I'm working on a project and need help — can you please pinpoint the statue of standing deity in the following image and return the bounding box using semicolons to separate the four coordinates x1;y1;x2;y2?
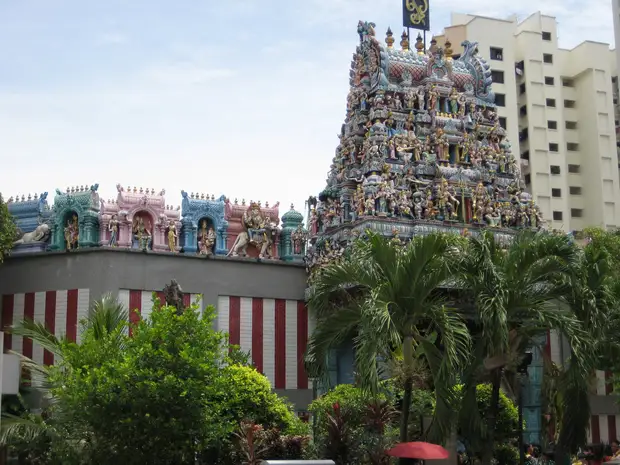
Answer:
64;214;79;251
167;221;178;252
291;224;308;255
449;88;459;115
108;214;119;247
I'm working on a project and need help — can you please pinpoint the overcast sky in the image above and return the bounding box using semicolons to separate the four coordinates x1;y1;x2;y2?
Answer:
0;0;616;219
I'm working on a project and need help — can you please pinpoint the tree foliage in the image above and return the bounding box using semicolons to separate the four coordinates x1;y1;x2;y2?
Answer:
306;232;470;444
0;193;18;262
2;295;306;465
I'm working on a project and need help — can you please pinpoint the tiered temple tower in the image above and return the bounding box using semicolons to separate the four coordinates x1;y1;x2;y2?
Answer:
304;22;542;275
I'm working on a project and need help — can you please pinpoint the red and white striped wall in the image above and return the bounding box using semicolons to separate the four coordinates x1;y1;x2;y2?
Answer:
117;290;203;326
217;296;314;390
588;371;618;443
1;289;90;365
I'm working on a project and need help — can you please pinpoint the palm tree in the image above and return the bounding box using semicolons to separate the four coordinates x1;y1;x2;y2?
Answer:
552;236;620;464
455;230;587;465
0;293;129;457
305;232;471;444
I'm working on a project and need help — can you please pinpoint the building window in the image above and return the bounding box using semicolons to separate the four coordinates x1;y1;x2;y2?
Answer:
490;47;503;61
491;70;505;83
542;31;552;41
525;174;531;185
567;142;579;151
521;150;530;160
564;99;576;108
553;211;563;221
552;188;562;197
495;93;506;106
571;208;583;218
562;78;574;87
546;98;556;107
499;117;507;129
547;120;557;130
569;186;582;195
519;82;526;94
550;165;561;175
544;76;555;85
549;142;559;152
613;76;618;84
565;121;577;130
519;128;529;141
543;53;553;64
568;164;581;173
520;105;527;116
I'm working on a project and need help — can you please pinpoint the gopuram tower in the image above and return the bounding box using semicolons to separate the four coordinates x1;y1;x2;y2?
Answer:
305;21;543;275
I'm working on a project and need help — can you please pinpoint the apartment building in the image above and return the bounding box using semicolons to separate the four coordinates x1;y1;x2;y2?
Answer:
436;12;620;232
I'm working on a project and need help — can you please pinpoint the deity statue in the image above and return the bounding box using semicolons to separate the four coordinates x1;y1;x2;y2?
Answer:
64;214;79;251
108;214;119;247
416;86;426;110
198;223;216;256
309;209;319;236
435;129;449;164
428;85;439;112
457;93;467;118
406;88;416;109
449;88;459;114
393;94;403;110
472;182;488;221
132;216;152;251
227;203;278;259
291;224;309;255
167;221;178;252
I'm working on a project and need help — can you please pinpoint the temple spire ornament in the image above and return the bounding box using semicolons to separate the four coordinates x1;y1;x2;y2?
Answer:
400;30;409;51
385;27;395;48
415;33;424;55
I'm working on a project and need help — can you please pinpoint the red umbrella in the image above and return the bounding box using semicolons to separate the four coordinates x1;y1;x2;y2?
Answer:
387;441;450;460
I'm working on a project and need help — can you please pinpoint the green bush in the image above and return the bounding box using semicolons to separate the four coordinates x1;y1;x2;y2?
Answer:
495;443;520;465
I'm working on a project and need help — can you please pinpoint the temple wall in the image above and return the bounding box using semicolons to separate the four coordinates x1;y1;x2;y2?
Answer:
0;249;312;409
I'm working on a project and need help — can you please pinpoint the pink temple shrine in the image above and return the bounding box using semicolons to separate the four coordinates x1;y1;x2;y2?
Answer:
99;185;181;252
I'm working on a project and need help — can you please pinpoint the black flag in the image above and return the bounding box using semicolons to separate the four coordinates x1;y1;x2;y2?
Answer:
403;0;430;31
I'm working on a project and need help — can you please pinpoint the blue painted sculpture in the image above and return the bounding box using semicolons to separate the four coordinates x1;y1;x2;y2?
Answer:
7;193;52;255
180;191;228;255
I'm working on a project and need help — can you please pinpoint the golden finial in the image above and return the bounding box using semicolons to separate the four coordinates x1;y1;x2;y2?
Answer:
400;30;409;51
415;33;424;55
429;36;438;54
445;39;453;60
385;27;395;48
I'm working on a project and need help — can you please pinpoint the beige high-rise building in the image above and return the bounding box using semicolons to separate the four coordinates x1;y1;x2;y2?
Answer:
436;12;620;231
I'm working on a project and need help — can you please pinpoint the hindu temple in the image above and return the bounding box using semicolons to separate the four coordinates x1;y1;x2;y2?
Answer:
1;21;615;444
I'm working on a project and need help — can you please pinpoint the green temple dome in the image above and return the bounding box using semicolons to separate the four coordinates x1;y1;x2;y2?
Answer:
282;204;304;225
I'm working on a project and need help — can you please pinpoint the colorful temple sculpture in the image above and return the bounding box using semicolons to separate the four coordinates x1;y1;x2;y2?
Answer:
99;185;181;252
50;185;101;252
7;193;52;255
225;199;281;259
280;204;309;262
304;22;542;275
5;185;309;260
180;191;228;256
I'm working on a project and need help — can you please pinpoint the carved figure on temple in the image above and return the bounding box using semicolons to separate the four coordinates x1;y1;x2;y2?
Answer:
132;216;152;251
449;88;459;115
309;209;319;236
416;86;426;110
457;93;467;118
227;203;278;259
64;215;79;251
435;129;449;164
167;221;178;252
428;85;439;112
406;88;416;109
198;224;216;256
14;223;50;245
291;224;309;254
108;215;119;247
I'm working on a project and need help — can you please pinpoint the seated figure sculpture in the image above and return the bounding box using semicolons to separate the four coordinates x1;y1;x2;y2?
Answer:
225;200;280;259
